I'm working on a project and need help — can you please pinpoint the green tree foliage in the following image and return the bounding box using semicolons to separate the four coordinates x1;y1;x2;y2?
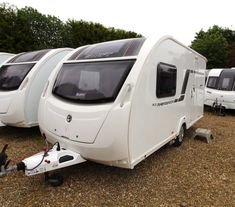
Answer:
0;4;16;52
66;20;142;48
191;25;235;68
0;3;142;53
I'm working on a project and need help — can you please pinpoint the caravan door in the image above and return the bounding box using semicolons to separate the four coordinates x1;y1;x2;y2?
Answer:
189;57;204;123
189;70;197;123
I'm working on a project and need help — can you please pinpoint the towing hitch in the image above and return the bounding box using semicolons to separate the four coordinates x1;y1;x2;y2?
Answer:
0;142;86;186
0;144;25;177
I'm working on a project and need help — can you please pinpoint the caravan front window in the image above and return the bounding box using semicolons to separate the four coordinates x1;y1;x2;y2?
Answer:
207;77;218;89
217;70;235;91
0;63;35;91
53;60;135;103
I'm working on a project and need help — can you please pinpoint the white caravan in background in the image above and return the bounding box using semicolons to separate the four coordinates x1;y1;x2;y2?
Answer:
0;53;15;126
0;53;15;66
0;48;73;127
0;36;207;183
205;68;235;109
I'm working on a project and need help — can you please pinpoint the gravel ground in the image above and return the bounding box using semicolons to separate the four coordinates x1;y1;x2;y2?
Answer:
0;109;234;207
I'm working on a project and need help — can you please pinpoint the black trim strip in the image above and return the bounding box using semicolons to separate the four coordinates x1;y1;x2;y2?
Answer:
181;70;190;95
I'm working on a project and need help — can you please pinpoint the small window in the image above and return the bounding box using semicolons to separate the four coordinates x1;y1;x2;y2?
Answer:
207;77;218;89
156;62;177;98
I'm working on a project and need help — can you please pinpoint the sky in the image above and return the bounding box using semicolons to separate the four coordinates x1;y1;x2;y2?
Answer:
1;0;235;45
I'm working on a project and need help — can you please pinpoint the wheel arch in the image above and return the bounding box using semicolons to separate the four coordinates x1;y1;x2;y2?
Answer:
177;116;187;136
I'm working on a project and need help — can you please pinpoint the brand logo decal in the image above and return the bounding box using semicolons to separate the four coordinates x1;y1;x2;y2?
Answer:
66;114;72;123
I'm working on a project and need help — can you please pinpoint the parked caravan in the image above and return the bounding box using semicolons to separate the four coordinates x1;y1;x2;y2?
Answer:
0;53;15;66
205;68;235;109
0;48;73;127
0;37;207;184
0;53;15;126
205;69;211;83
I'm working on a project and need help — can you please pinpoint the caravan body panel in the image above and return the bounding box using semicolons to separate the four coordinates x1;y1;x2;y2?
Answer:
128;37;206;166
38;37;206;169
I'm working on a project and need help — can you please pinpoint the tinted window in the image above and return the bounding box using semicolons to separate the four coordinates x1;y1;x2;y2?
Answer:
53;60;135;103
68;46;89;60
0;63;35;91
8;49;51;63
207;77;218;89
217;70;235;91
68;38;145;60
156;63;177;98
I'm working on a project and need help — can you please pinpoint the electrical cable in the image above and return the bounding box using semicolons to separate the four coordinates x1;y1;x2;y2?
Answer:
26;142;60;171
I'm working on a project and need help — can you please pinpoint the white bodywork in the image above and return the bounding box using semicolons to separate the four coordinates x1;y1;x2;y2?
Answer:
38;36;207;170
0;48;73;127
0;53;15;126
0;53;15;66
23;146;86;176
205;68;235;109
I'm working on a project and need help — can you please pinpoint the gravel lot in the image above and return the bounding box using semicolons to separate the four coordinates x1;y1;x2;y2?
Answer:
0;109;234;207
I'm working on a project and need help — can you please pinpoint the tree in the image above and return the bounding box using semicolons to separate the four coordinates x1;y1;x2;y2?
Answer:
191;26;228;69
0;3;17;52
0;3;142;53
191;25;235;68
226;43;235;67
66;19;142;48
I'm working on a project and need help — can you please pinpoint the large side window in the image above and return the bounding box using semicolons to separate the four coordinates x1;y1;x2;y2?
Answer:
156;62;177;98
207;77;218;89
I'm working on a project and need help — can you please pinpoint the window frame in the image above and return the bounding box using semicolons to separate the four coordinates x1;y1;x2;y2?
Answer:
156;62;177;98
52;59;135;104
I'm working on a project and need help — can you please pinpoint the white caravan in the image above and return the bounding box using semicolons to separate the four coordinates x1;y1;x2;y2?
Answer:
0;48;73;127
0;53;15;126
0;36;207;184
205;68;235;109
0;53;15;66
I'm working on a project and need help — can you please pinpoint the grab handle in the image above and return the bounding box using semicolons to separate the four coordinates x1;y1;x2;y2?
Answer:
120;84;132;107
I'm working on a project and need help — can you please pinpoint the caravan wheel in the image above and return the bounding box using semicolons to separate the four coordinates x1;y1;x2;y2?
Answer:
173;125;185;147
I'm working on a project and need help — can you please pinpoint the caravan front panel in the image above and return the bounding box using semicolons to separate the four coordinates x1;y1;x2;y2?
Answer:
0;48;73;127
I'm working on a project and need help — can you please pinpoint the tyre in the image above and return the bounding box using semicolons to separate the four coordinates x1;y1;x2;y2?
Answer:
173;125;185;147
47;173;64;187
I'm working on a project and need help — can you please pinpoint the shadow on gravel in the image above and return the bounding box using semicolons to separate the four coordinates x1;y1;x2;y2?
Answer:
0;126;40;140
204;105;235;116
56;142;177;186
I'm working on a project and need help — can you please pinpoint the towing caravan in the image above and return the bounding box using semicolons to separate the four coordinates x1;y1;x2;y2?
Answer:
0;36;207;183
205;68;235;109
0;48;73;127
